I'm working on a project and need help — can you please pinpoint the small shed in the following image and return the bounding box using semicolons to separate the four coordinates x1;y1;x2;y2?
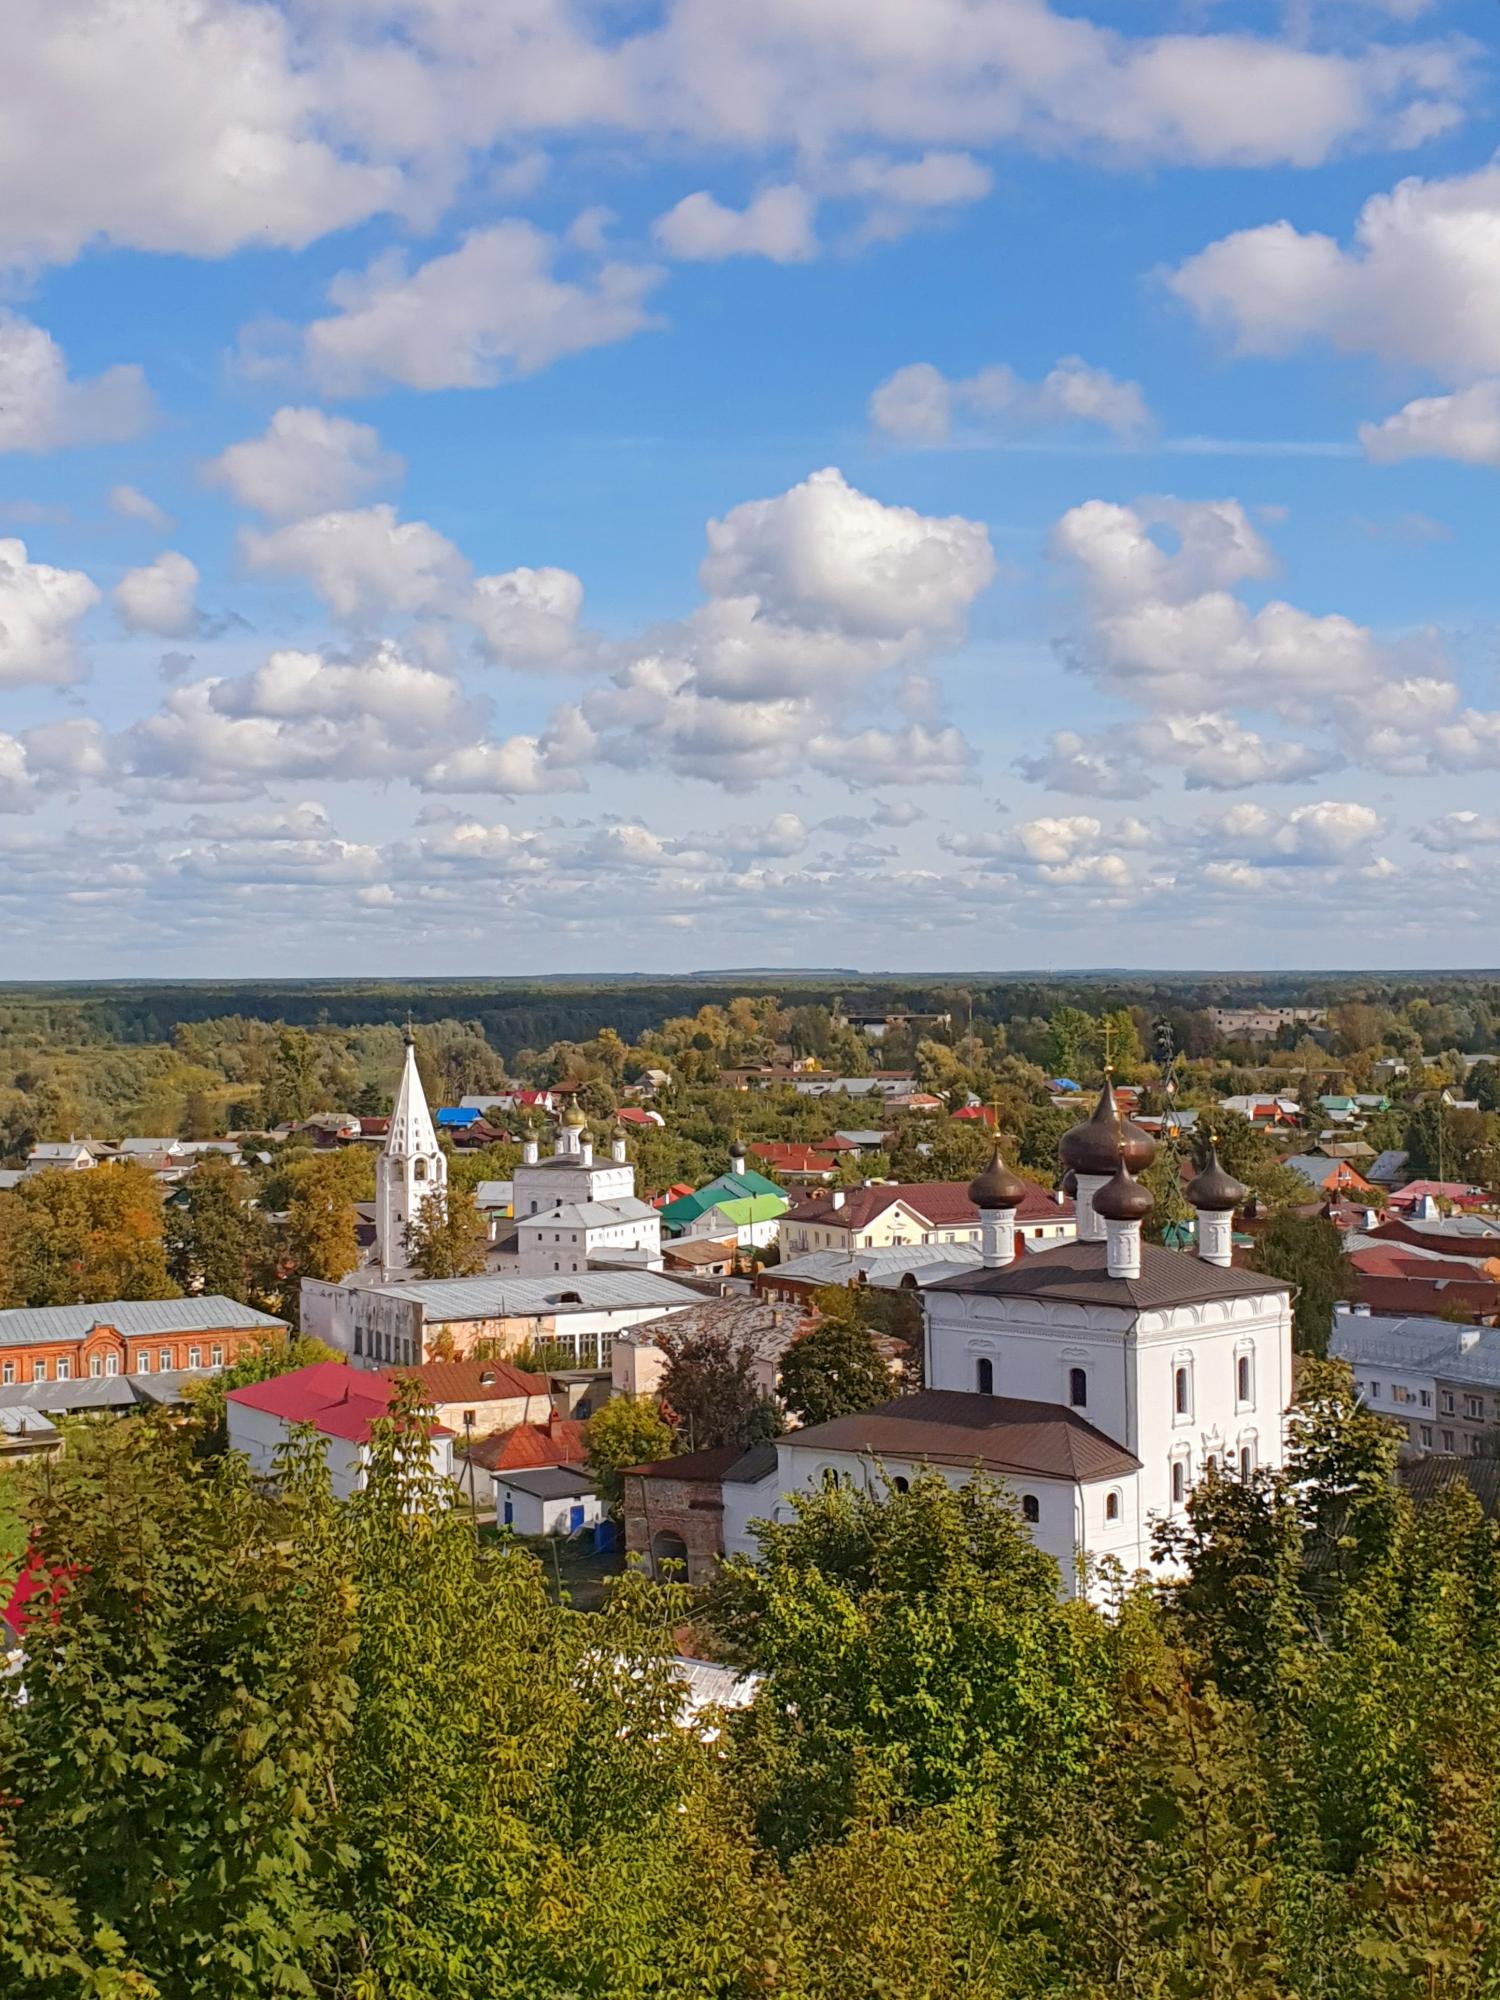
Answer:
495;1465;600;1537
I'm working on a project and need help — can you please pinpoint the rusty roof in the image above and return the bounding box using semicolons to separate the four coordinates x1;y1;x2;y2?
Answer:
789;1390;1140;1483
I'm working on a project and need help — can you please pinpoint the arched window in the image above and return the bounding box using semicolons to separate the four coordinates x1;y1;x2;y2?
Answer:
1069;1366;1087;1409
976;1357;994;1396
1239;1445;1253;1481
1105;1490;1121;1523
820;1466;840;1491
892;1475;910;1494
1171;1459;1186;1504
1237;1353;1253;1404
414;1158;427;1182
1021;1494;1040;1524
1174;1366;1190;1417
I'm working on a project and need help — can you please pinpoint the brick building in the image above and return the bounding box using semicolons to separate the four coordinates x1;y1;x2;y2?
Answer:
622;1441;777;1582
0;1296;287;1392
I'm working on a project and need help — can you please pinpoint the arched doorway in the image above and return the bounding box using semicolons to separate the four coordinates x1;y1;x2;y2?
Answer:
651;1530;689;1578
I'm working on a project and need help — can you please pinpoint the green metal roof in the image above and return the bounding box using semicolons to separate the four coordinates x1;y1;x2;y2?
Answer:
659;1171;787;1229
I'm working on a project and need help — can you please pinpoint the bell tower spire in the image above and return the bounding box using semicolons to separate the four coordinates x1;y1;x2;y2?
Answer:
376;1028;446;1275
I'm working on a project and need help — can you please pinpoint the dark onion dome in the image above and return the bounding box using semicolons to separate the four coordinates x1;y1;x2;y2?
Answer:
1059;1076;1125;1176
1060;1168;1078;1198
1092;1163;1154;1223
1186;1145;1246;1213
968;1146;1029;1211
1117;1111;1157;1177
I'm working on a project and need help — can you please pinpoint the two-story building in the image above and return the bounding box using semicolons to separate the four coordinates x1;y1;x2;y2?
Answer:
778;1180;1075;1259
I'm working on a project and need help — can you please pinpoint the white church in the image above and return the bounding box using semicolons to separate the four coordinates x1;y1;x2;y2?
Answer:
745;1080;1294;1595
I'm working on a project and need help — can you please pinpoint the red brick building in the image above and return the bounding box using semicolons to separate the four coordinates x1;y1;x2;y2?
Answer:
0;1296;287;1391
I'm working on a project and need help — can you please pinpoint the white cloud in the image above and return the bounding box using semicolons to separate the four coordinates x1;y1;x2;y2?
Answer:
0;0;400;268
113;550;200;637
109;484;172;532
0;735;37;813
0;312;151;453
1016;714;1336;796
1414;810;1500;852
183;801;335;843
1171;161;1500;380
240;505;466;620
870;356;1150;445
1197;798;1383;864
701;466;994;641
21;717;108;782
295;225;662;395
0;538;99;687
468;566;587;669
808;722;977;787
653;186;816;263
1361;381;1500;466
205;406;404;517
419;734;588;797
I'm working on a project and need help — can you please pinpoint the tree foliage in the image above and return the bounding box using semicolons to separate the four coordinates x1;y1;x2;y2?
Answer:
778;1289;892;1427
1247;1212;1354;1356
585;1394;676;1512
0;1165;176;1309
403;1185;488;1279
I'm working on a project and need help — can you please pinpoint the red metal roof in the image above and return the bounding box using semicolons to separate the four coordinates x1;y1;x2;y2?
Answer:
384;1358;550;1404
226;1362;451;1443
463;1414;589;1472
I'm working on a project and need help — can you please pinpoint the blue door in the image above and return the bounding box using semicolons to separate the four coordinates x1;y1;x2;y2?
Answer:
502;1500;513;1526
569;1503;585;1532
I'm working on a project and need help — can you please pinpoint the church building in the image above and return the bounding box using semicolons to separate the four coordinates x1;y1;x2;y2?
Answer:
374;1030;448;1279
756;1079;1294;1596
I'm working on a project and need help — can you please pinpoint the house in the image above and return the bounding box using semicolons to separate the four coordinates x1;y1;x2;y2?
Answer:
383;1356;552;1439
1368;1215;1500;1273
0;1295;287;1394
833;1129;891;1154
303;1268;704;1372
494;1465;601;1537
435;1105;484;1131
748;1141;844;1184
662;1239;737;1277
712;1082;1294;1598
24;1140;98;1173
1346;1273;1500;1323
622;1442;779;1582
657;1151;788;1250
455;1411;591;1515
473;1180;514;1232
1219;1094;1302;1126
614;1106;666;1129
0;1406;61;1464
1368;1150;1410;1186
1332;1308;1500;1454
226;1362;453;1499
777;1180;1075;1259
1281;1156;1374;1197
610;1296;804;1402
1389;1180;1494;1215
1209;1006;1325;1039
754;1241;984;1305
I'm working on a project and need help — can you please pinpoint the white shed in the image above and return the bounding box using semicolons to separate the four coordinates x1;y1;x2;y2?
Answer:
494;1465;601;1537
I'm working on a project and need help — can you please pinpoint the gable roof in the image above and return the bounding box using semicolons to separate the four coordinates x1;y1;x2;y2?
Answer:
930;1237;1288;1311
789;1389;1140;1483
461;1415;588;1472
783;1181;1072;1233
226;1362;451;1444
627;1441;778;1484
0;1295;287;1350
384;1357;549;1404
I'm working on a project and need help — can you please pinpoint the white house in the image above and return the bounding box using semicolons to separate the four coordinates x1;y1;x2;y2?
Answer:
732;1082;1293;1600
494;1465;601;1536
225;1361;453;1500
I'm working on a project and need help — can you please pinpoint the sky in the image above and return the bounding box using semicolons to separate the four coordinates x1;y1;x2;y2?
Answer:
4;0;1500;979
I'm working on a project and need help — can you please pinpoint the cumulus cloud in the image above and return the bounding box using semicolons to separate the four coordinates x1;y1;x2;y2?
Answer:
113;550;200;637
109;484;172;532
1414;810;1500;852
870;356;1151;445
809;723;977;787
419;735;588;797
0;735;37;813
1196;799;1383;864
21;717;109;782
0;312;151;453
1171;161;1500;380
1017;714;1336;796
1361;381;1500;466
654;186;816;263
0;538;99;687
292;225;662;396
468;566;589;669
205;406;404;517
240;505;466;620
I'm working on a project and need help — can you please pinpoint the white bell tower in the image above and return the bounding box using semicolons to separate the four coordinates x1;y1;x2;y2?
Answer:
376;1030;446;1275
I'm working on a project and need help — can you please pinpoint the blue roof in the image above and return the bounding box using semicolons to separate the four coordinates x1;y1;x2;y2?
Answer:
1049;1077;1081;1091
436;1106;483;1127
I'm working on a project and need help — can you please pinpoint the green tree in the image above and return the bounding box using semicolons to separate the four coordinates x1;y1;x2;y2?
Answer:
585;1394;676;1513
404;1184;488;1279
0;1165;176;1309
1246;1212;1353;1356
779;1289;892;1426
260;1026;324;1125
1018;1101;1078;1174
1045;1007;1093;1081
184;1334;345;1455
658;1320;777;1452
283;1153;359;1285
164;1156;275;1305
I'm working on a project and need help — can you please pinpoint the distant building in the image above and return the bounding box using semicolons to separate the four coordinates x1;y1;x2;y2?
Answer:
1210;1006;1326;1040
778;1180;1075;1259
1332;1309;1500;1455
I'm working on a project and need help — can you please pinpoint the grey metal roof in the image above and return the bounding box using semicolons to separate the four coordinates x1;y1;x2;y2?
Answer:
1370;1150;1410;1183
374;1271;702;1322
494;1465;597;1499
930;1239;1288;1311
0;1369;202;1415
0;1405;59;1439
1332;1314;1500;1390
771;1243;984;1290
519;1197;659;1229
0;1295;287;1349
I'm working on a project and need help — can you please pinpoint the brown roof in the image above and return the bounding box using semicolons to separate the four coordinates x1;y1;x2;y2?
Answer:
625;1441;777;1483
386;1357;550;1404
930;1237;1288;1310
790;1390;1140;1483
457;1415;588;1472
783;1181;1072;1232
624;1295;805;1363
663;1238;737;1266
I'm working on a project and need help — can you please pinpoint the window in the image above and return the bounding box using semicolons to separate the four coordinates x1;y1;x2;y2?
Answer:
1470;1434;1484;1456
1421;1425;1434;1448
1392;1385;1411;1405
1236;1353;1253;1405
1068;1367;1087;1409
892;1476;910;1494
463;1409;476;1426
1239;1446;1252;1481
976;1357;994;1396
31;1359;45;1382
1171;1460;1186;1504
211;1345;224;1368
55;1359;71;1381
188;1346;201;1370
1421;1390;1432;1407
160;1349;172;1374
0;1363;12;1386
1466;1396;1485;1421
1442;1430;1455;1452
1021;1494;1040;1524
820;1466;840;1491
105;1355;119;1377
1442;1391;1455;1414
136;1352;150;1374
1104;1490;1120;1523
1370;1382;1381;1400
1174;1367;1190;1417
89;1355;102;1378
354;1327;363;1356
414;1158;428;1182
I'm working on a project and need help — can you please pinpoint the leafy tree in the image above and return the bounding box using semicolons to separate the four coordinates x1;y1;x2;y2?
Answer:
404;1185;488;1279
260;1026;325;1124
779;1289;891;1426
1471;1060;1500;1114
1044;1007;1093;1081
658;1320;775;1452
1018;1101;1078;1173
1246;1212;1353;1356
164;1155;275;1305
0;1165;176;1309
585;1395;676;1512
887;1119;993;1184
283;1153;360;1286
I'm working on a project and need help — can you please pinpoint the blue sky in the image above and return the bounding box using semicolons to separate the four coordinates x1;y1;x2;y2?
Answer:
4;0;1500;976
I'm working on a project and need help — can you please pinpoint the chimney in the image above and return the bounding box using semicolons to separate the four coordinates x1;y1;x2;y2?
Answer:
831;1188;845;1210
1460;1326;1482;1352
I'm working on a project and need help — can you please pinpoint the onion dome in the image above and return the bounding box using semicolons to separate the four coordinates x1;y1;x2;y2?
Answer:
1092;1162;1154;1223
1186;1145;1246;1213
1060;1076;1125;1177
1117;1111;1158;1176
1060;1168;1078;1198
968;1146;1028;1211
562;1102;587;1128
